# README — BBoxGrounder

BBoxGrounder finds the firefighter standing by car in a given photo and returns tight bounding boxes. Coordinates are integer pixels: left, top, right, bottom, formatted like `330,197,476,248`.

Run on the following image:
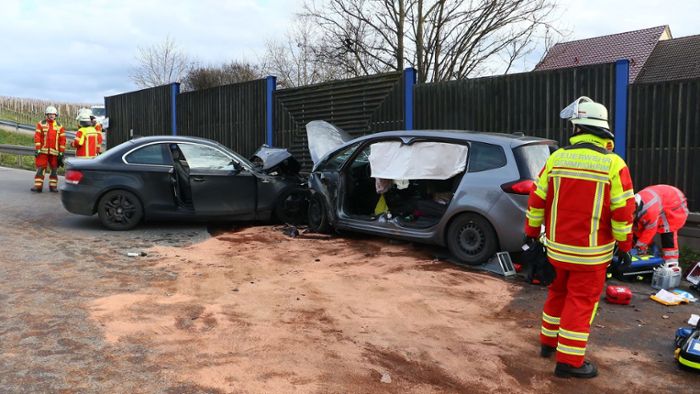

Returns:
524,96,636,378
31,106,66,193
633,184,689,263
72,108,103,158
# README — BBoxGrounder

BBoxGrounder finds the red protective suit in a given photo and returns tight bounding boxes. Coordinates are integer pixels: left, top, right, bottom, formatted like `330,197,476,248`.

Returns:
634,185,689,262
525,133,635,368
72,126,102,158
33,118,66,191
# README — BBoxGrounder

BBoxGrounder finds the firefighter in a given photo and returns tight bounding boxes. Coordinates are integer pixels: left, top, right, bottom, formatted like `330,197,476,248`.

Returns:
633,185,689,263
72,109,102,158
524,96,636,378
31,106,66,193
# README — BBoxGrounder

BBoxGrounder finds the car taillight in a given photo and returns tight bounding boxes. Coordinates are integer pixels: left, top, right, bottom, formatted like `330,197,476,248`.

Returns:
65,170,84,185
501,179,534,195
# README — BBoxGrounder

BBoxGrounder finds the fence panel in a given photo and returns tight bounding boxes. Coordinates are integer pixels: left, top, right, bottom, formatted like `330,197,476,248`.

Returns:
414,63,617,147
104,84,174,148
628,78,700,212
176,79,267,157
273,71,405,171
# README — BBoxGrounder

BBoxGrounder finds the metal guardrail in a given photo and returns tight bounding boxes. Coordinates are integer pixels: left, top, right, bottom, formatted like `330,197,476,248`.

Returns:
0,144,75,157
0,119,76,139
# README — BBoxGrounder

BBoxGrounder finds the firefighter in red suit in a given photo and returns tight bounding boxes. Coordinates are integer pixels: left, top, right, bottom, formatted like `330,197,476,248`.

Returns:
73,109,102,158
524,97,636,378
633,185,689,263
31,106,66,192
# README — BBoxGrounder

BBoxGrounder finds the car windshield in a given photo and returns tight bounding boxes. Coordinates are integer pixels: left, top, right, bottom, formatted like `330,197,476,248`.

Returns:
91,107,106,117
513,144,552,179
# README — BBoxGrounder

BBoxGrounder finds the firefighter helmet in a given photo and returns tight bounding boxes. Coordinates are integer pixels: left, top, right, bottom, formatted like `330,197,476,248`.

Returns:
45,106,58,115
560,96,614,139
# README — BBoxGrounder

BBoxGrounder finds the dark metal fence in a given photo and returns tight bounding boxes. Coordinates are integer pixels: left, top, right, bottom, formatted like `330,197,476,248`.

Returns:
177,79,267,157
415,63,617,147
628,78,700,212
273,71,405,171
104,84,174,148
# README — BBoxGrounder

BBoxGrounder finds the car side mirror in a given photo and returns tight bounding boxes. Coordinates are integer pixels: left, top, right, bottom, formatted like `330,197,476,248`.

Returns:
231,160,243,173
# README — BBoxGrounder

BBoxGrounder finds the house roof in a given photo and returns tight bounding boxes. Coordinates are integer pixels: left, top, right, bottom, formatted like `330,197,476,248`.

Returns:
535,26,671,82
635,34,700,83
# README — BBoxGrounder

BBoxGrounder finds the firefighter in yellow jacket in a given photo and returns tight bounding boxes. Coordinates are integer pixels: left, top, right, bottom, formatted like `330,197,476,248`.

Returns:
32,106,66,192
72,109,102,158
524,97,636,378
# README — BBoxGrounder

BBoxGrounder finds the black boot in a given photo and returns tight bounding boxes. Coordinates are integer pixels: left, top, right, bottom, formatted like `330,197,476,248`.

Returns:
49,187,59,193
30,186,42,193
555,361,598,378
541,345,556,358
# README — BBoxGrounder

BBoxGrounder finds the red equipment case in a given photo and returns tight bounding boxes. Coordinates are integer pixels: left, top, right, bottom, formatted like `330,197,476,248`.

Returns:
605,285,632,305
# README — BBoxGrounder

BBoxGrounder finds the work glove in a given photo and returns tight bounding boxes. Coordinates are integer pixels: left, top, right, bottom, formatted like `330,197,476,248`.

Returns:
616,250,632,270
34,149,40,158
523,235,539,247
57,153,64,167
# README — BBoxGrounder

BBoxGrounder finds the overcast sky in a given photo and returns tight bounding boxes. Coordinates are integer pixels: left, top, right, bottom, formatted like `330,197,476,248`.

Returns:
0,0,698,104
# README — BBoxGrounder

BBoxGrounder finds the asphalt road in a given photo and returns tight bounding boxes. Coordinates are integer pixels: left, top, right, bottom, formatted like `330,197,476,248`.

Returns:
0,166,214,393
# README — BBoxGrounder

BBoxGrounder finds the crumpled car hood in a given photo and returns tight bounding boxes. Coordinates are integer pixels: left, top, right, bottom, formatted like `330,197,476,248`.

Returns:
250,145,300,175
305,120,353,165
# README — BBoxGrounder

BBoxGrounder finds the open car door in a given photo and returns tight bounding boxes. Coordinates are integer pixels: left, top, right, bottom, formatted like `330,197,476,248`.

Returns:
176,143,256,216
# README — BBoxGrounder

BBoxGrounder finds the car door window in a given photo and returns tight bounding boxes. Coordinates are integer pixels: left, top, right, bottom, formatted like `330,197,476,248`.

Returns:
125,144,169,165
178,143,236,171
467,142,506,172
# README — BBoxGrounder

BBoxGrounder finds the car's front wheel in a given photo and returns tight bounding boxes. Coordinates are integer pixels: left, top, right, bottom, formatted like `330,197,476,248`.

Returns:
275,187,309,225
307,193,330,233
446,213,498,265
97,189,144,231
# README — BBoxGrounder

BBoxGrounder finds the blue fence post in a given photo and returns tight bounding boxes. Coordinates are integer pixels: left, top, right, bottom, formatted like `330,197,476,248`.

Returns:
170,82,180,136
403,67,416,130
266,76,277,146
614,60,629,159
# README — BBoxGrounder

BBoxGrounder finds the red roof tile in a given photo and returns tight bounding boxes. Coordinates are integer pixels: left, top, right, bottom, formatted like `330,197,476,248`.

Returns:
535,26,670,82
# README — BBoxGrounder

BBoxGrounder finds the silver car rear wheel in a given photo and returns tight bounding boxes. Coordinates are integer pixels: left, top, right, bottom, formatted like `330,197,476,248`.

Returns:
447,213,497,265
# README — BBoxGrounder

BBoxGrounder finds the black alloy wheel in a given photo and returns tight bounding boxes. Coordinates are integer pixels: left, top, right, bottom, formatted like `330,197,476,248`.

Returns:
275,188,310,225
97,190,144,231
307,193,330,233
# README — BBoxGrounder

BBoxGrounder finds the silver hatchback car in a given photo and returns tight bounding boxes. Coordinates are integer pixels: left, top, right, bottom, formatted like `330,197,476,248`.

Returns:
305,121,556,265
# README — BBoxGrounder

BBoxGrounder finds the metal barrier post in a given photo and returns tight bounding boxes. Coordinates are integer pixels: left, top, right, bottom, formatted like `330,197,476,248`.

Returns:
171,82,180,136
266,76,276,146
614,60,629,160
404,68,416,130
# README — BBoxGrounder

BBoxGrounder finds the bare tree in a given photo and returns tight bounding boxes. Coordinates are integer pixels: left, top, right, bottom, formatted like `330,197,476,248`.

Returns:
304,0,562,82
262,17,346,88
182,61,263,91
130,36,191,88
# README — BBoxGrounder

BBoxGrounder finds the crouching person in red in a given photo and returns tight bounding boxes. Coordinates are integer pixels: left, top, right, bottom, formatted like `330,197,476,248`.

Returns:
32,106,66,193
524,97,636,378
633,185,689,263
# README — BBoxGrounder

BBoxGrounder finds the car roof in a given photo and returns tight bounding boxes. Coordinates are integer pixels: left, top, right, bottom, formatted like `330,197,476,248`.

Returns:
346,129,555,147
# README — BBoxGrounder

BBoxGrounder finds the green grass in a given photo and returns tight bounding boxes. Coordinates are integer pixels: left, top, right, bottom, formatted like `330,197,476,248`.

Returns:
0,129,35,146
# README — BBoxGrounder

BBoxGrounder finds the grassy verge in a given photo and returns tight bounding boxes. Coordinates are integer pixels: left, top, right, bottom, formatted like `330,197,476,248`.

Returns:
0,129,65,173
0,129,34,146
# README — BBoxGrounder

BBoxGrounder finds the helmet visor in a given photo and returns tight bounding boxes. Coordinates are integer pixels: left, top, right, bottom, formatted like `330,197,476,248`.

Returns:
560,96,593,120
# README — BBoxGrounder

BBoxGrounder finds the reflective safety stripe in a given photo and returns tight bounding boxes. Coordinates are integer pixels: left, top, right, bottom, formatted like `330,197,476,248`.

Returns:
643,221,657,230
611,219,632,241
611,189,634,205
547,248,614,265
545,239,615,255
542,312,561,325
590,302,599,325
589,181,605,246
534,183,547,199
559,328,590,341
662,250,678,256
550,177,561,241
557,343,587,356
550,169,610,183
541,326,559,338
679,355,700,369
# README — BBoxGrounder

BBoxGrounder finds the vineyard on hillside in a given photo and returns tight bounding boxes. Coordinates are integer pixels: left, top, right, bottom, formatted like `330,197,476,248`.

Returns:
0,96,98,131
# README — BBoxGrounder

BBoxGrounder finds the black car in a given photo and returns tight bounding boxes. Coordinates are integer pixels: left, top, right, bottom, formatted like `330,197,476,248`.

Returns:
60,136,307,230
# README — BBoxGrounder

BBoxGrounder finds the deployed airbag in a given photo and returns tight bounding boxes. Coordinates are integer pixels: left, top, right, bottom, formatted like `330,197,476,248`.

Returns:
369,141,468,180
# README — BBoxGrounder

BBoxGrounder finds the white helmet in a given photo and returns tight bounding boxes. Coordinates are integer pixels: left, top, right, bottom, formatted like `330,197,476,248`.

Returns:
45,106,58,115
560,96,613,139
76,108,93,122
